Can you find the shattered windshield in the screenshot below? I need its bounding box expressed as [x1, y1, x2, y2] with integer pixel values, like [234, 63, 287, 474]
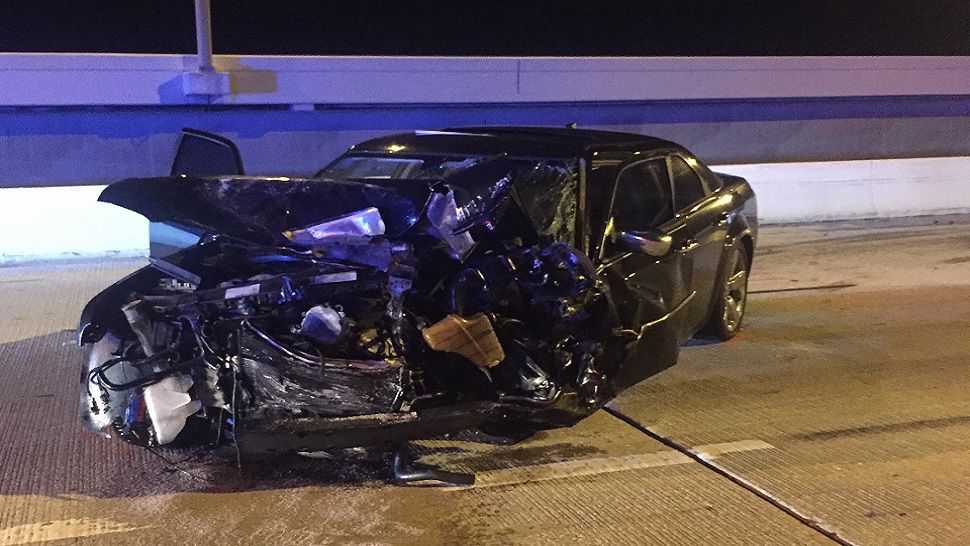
[514, 160, 580, 243]
[318, 153, 581, 243]
[317, 154, 484, 180]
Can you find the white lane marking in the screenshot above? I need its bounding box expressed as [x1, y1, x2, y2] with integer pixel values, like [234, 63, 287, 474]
[0, 518, 150, 545]
[692, 439, 775, 458]
[687, 449, 851, 544]
[456, 438, 774, 489]
[471, 450, 692, 489]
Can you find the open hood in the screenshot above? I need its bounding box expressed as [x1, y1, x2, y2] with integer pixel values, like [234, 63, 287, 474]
[99, 176, 429, 245]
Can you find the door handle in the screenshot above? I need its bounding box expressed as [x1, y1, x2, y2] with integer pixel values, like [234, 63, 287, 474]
[677, 239, 699, 253]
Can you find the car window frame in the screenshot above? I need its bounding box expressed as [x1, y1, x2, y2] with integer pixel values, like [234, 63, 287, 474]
[613, 156, 676, 231]
[667, 153, 715, 217]
[597, 153, 675, 257]
[686, 153, 723, 192]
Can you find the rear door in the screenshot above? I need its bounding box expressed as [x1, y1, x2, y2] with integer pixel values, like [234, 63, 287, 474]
[669, 154, 729, 332]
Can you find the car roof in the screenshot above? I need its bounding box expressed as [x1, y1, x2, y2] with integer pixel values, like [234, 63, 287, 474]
[346, 126, 685, 158]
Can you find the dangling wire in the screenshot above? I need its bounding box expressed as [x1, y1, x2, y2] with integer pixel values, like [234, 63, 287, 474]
[242, 319, 323, 365]
[143, 445, 206, 481]
[231, 360, 242, 471]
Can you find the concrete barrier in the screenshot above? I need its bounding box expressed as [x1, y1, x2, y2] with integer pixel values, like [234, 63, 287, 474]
[2, 54, 968, 261]
[2, 156, 968, 262]
[3, 54, 970, 106]
[717, 157, 970, 223]
[0, 186, 147, 263]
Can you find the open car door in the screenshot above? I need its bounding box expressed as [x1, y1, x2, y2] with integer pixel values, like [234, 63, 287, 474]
[592, 155, 687, 396]
[150, 129, 245, 257]
[170, 128, 245, 177]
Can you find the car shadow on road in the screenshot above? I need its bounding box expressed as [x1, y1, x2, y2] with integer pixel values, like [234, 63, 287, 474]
[683, 335, 723, 347]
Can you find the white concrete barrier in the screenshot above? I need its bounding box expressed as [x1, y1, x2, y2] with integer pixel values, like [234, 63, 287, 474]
[2, 54, 970, 106]
[1, 156, 968, 261]
[715, 156, 970, 223]
[0, 186, 147, 263]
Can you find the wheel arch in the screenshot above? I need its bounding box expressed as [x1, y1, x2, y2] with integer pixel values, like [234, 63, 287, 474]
[77, 265, 165, 345]
[703, 219, 754, 322]
[739, 233, 754, 269]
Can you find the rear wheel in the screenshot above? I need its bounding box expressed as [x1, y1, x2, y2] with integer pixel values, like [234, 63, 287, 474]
[709, 246, 750, 340]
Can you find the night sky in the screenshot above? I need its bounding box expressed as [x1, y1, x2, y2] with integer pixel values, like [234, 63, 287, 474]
[2, 0, 969, 56]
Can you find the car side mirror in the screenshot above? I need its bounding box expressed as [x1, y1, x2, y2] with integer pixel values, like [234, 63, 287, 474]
[615, 230, 672, 257]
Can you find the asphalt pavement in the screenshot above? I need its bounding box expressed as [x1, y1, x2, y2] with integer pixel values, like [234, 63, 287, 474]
[1, 215, 969, 545]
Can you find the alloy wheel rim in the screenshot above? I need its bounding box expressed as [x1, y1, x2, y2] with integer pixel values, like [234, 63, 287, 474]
[722, 252, 747, 332]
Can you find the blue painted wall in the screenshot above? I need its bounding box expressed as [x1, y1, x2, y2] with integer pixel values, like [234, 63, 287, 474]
[4, 95, 970, 187]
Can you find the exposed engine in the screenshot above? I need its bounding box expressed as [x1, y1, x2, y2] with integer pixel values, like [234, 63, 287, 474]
[80, 163, 621, 454]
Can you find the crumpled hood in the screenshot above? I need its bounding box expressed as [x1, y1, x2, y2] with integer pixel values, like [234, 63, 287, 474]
[100, 176, 430, 245]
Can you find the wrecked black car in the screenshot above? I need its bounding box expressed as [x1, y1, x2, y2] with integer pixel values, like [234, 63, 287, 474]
[78, 127, 757, 481]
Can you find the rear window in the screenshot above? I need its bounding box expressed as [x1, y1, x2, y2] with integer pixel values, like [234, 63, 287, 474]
[670, 155, 707, 211]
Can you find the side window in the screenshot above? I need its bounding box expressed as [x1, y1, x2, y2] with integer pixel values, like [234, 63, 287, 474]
[670, 156, 708, 212]
[690, 156, 723, 191]
[611, 158, 674, 232]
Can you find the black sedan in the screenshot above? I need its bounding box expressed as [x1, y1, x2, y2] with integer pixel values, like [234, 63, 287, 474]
[78, 126, 756, 482]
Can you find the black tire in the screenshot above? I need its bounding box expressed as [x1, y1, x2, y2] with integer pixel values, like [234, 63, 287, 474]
[709, 245, 750, 341]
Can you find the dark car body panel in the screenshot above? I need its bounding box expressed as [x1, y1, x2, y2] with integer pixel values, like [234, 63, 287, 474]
[79, 126, 757, 457]
[338, 127, 686, 165]
[102, 176, 428, 244]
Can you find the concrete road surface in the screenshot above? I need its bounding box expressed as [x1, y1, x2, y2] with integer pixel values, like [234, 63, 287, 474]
[1, 215, 969, 545]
